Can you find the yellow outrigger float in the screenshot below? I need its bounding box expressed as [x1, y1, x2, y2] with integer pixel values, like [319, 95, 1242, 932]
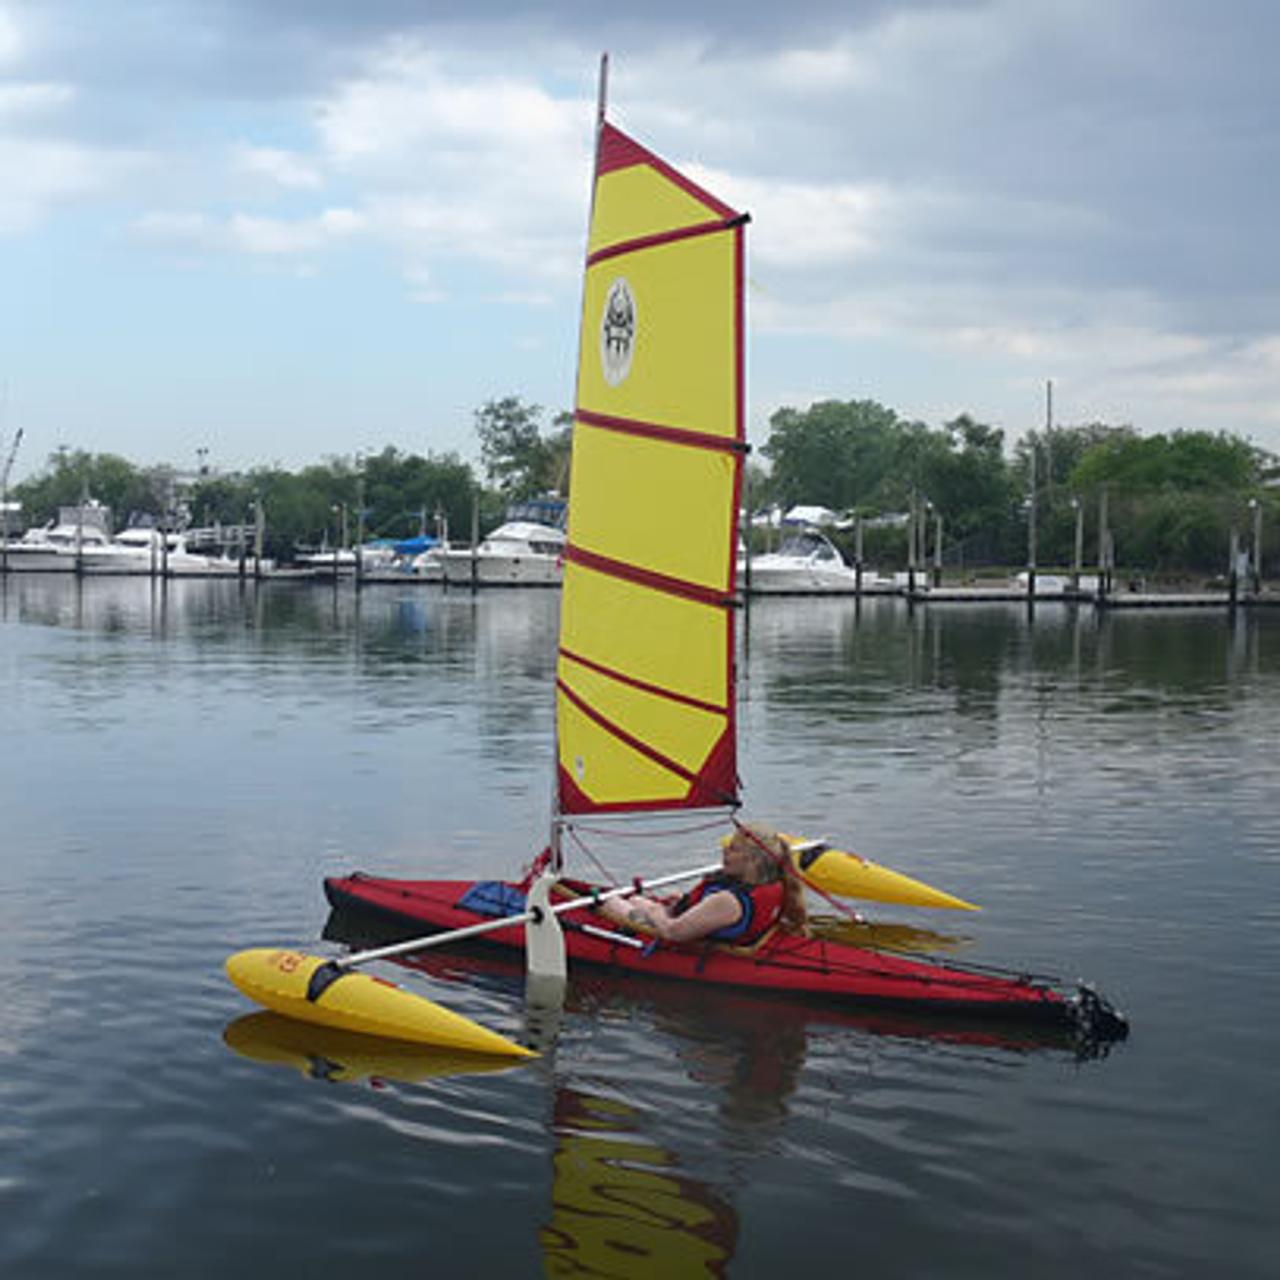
[225, 949, 536, 1057]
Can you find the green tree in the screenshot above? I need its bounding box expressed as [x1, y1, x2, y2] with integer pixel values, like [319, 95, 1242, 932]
[475, 396, 570, 500]
[762, 399, 902, 511]
[13, 450, 172, 529]
[1070, 429, 1262, 494]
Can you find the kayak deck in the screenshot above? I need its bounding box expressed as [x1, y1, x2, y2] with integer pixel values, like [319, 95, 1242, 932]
[323, 872, 1128, 1041]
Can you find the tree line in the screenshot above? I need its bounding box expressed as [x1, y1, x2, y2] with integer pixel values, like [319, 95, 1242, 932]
[7, 397, 568, 563]
[759, 400, 1276, 576]
[9, 395, 1276, 574]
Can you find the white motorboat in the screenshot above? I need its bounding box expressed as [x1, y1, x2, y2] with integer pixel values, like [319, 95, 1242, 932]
[746, 528, 892, 594]
[0, 502, 113, 572]
[78, 527, 246, 576]
[295, 543, 399, 577]
[438, 520, 565, 586]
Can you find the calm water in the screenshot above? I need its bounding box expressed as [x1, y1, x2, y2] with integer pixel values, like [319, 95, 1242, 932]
[1, 577, 1276, 1278]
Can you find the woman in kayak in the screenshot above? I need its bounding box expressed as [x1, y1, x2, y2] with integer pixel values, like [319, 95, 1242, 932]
[601, 823, 808, 944]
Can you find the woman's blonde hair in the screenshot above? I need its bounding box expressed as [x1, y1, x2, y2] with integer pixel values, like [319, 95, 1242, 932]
[731, 822, 809, 935]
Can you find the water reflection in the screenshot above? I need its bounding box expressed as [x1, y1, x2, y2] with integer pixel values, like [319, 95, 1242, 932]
[541, 1087, 738, 1278]
[222, 1011, 523, 1085]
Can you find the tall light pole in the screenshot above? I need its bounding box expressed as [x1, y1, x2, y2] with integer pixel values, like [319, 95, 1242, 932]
[1249, 498, 1262, 595]
[1098, 484, 1110, 600]
[1026, 437, 1037, 600]
[1070, 495, 1083, 593]
[923, 498, 932, 588]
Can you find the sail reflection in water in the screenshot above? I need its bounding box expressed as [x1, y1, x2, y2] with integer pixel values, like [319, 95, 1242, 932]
[541, 1088, 737, 1278]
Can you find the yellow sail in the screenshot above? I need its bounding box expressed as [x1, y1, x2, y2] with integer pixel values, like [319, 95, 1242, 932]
[557, 122, 746, 814]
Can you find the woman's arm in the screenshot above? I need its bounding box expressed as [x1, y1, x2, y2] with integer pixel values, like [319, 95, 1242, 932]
[606, 889, 743, 943]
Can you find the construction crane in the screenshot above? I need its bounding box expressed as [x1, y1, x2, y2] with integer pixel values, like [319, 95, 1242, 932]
[1, 426, 22, 490]
[1, 427, 23, 544]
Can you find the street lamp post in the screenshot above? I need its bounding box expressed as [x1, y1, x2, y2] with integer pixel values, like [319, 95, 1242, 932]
[332, 503, 347, 581]
[355, 472, 366, 589]
[922, 499, 932, 592]
[1098, 485, 1110, 601]
[1026, 438, 1037, 601]
[854, 513, 864, 596]
[1071, 496, 1083, 593]
[907, 489, 917, 596]
[1249, 498, 1263, 595]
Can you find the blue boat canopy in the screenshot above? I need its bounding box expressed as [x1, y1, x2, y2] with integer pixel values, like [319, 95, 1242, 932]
[392, 535, 439, 556]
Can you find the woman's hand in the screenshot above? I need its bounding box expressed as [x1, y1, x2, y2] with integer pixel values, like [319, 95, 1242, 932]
[600, 895, 654, 927]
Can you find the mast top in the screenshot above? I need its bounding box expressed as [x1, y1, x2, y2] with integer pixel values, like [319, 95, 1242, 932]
[596, 53, 609, 127]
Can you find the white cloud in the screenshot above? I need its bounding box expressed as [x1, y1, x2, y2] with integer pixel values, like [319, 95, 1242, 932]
[0, 81, 73, 119]
[316, 43, 585, 167]
[133, 207, 365, 255]
[0, 8, 21, 64]
[0, 136, 137, 233]
[305, 42, 589, 283]
[760, 43, 875, 93]
[695, 165, 884, 268]
[231, 144, 322, 189]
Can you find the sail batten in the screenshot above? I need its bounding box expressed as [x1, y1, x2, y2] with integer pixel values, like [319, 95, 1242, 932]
[560, 648, 728, 717]
[563, 545, 734, 609]
[575, 409, 748, 455]
[587, 216, 742, 267]
[557, 114, 744, 817]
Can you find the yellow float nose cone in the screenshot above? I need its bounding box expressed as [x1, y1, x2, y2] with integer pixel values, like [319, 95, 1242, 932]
[226, 949, 536, 1058]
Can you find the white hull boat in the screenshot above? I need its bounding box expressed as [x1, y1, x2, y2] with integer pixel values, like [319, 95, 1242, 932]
[78, 528, 248, 576]
[1, 503, 113, 572]
[747, 530, 893, 595]
[438, 521, 565, 586]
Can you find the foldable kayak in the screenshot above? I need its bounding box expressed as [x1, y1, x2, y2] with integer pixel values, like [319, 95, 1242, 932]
[323, 873, 1128, 1042]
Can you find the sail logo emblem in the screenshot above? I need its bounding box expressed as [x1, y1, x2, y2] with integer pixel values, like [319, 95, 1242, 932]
[600, 278, 636, 386]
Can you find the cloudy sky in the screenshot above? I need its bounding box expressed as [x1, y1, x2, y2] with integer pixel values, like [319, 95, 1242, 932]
[3, 0, 1278, 481]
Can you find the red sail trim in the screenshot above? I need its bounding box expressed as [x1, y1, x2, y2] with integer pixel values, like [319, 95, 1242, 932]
[556, 729, 739, 815]
[559, 765, 684, 815]
[557, 677, 701, 787]
[588, 217, 735, 268]
[560, 646, 728, 717]
[565, 544, 734, 609]
[597, 121, 739, 221]
[731, 222, 746, 592]
[576, 409, 747, 456]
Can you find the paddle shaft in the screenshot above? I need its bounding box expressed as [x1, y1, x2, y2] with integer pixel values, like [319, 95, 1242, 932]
[332, 862, 722, 971]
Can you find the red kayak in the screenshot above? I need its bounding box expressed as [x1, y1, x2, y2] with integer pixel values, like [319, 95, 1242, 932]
[323, 872, 1128, 1043]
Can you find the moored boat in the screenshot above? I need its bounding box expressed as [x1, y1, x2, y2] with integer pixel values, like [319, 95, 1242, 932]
[748, 527, 896, 594]
[79, 526, 242, 576]
[437, 520, 565, 586]
[1, 501, 113, 571]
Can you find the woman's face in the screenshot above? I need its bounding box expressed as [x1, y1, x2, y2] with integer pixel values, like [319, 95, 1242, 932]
[722, 836, 755, 881]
